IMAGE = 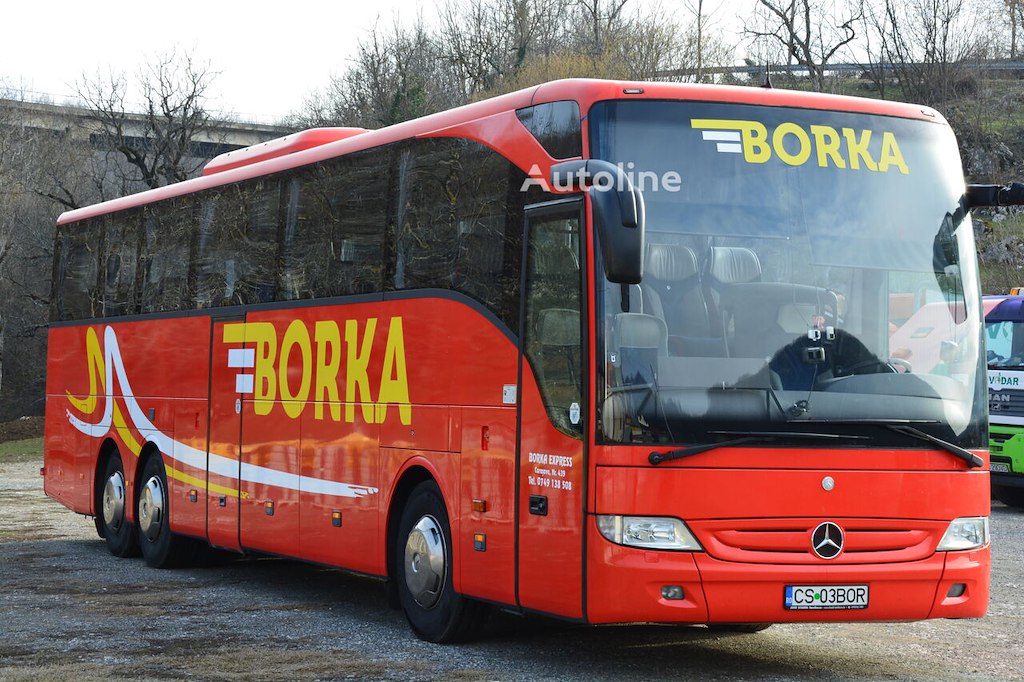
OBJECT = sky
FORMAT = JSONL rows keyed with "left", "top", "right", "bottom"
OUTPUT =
{"left": 0, "top": 0, "right": 412, "bottom": 124}
{"left": 2, "top": 1, "right": 740, "bottom": 125}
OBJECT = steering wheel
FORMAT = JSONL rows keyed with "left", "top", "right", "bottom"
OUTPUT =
{"left": 888, "top": 357, "right": 912, "bottom": 373}
{"left": 836, "top": 358, "right": 899, "bottom": 376}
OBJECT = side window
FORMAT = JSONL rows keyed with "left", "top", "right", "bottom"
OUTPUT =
{"left": 52, "top": 218, "right": 103, "bottom": 321}
{"left": 239, "top": 178, "right": 281, "bottom": 304}
{"left": 299, "top": 152, "right": 388, "bottom": 297}
{"left": 194, "top": 192, "right": 230, "bottom": 309}
{"left": 523, "top": 205, "right": 583, "bottom": 437}
{"left": 141, "top": 198, "right": 194, "bottom": 313}
{"left": 391, "top": 138, "right": 524, "bottom": 331}
{"left": 516, "top": 101, "right": 583, "bottom": 160}
{"left": 203, "top": 179, "right": 281, "bottom": 306}
{"left": 451, "top": 142, "right": 524, "bottom": 331}
{"left": 393, "top": 142, "right": 460, "bottom": 291}
{"left": 102, "top": 212, "right": 141, "bottom": 316}
{"left": 278, "top": 175, "right": 316, "bottom": 301}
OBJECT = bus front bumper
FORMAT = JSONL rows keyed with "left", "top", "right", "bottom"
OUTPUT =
{"left": 585, "top": 525, "right": 990, "bottom": 624}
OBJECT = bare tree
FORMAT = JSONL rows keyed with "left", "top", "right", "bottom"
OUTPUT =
{"left": 438, "top": 0, "right": 572, "bottom": 99}
{"left": 745, "top": 0, "right": 863, "bottom": 91}
{"left": 296, "top": 16, "right": 464, "bottom": 128}
{"left": 0, "top": 95, "right": 63, "bottom": 417}
{"left": 77, "top": 51, "right": 218, "bottom": 193}
{"left": 880, "top": 0, "right": 984, "bottom": 106}
{"left": 1005, "top": 0, "right": 1024, "bottom": 59}
{"left": 573, "top": 0, "right": 631, "bottom": 56}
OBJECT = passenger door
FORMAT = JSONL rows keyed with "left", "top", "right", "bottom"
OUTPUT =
{"left": 516, "top": 200, "right": 587, "bottom": 618}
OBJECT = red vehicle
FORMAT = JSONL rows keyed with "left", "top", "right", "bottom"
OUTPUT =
{"left": 45, "top": 79, "right": 1001, "bottom": 642}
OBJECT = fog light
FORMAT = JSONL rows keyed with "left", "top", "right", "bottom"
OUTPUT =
{"left": 661, "top": 585, "right": 684, "bottom": 600}
{"left": 947, "top": 583, "right": 967, "bottom": 598}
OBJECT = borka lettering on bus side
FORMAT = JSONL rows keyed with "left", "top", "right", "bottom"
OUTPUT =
{"left": 691, "top": 118, "right": 910, "bottom": 174}
{"left": 223, "top": 317, "right": 411, "bottom": 425}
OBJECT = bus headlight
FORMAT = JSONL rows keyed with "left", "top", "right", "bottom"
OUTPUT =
{"left": 936, "top": 516, "right": 990, "bottom": 551}
{"left": 596, "top": 515, "right": 703, "bottom": 551}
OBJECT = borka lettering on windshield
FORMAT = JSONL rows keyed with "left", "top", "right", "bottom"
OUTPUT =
{"left": 692, "top": 119, "right": 909, "bottom": 175}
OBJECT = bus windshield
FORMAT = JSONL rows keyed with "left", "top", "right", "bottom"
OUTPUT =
{"left": 986, "top": 299, "right": 1024, "bottom": 369}
{"left": 590, "top": 100, "right": 985, "bottom": 448}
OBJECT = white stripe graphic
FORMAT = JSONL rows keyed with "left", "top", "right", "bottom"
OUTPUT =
{"left": 228, "top": 348, "right": 255, "bottom": 368}
{"left": 700, "top": 130, "right": 743, "bottom": 154}
{"left": 235, "top": 374, "right": 254, "bottom": 394}
{"left": 701, "top": 131, "right": 741, "bottom": 142}
{"left": 67, "top": 325, "right": 378, "bottom": 499}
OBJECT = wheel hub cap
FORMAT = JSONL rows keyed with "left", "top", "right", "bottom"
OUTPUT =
{"left": 404, "top": 515, "right": 446, "bottom": 609}
{"left": 138, "top": 475, "right": 165, "bottom": 542}
{"left": 101, "top": 471, "right": 126, "bottom": 531}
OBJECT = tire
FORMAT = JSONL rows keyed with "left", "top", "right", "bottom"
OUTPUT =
{"left": 395, "top": 481, "right": 489, "bottom": 643}
{"left": 136, "top": 454, "right": 200, "bottom": 568}
{"left": 98, "top": 449, "right": 139, "bottom": 557}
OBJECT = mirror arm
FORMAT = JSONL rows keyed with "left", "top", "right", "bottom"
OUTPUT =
{"left": 550, "top": 159, "right": 640, "bottom": 227}
{"left": 966, "top": 182, "right": 1024, "bottom": 208}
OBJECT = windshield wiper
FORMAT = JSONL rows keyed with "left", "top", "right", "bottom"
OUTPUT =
{"left": 885, "top": 424, "right": 983, "bottom": 468}
{"left": 648, "top": 431, "right": 866, "bottom": 465}
{"left": 789, "top": 418, "right": 983, "bottom": 469}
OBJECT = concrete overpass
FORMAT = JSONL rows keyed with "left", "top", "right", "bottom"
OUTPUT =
{"left": 0, "top": 97, "right": 294, "bottom": 156}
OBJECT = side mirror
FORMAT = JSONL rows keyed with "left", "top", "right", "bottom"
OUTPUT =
{"left": 965, "top": 182, "right": 1024, "bottom": 208}
{"left": 550, "top": 160, "right": 645, "bottom": 284}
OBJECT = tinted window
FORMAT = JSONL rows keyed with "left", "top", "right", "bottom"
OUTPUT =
{"left": 517, "top": 101, "right": 583, "bottom": 160}
{"left": 391, "top": 137, "right": 525, "bottom": 330}
{"left": 53, "top": 138, "right": 529, "bottom": 332}
{"left": 141, "top": 198, "right": 195, "bottom": 313}
{"left": 52, "top": 218, "right": 103, "bottom": 321}
{"left": 102, "top": 212, "right": 141, "bottom": 316}
{"left": 297, "top": 150, "right": 390, "bottom": 297}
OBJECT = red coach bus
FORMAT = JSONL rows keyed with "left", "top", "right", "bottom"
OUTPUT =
{"left": 45, "top": 79, "right": 1008, "bottom": 642}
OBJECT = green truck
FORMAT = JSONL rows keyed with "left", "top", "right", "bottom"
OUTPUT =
{"left": 985, "top": 293, "right": 1024, "bottom": 507}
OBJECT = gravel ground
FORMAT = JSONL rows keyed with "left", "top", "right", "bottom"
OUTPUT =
{"left": 2, "top": 454, "right": 1023, "bottom": 681}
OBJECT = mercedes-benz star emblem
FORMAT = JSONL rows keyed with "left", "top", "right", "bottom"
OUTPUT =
{"left": 811, "top": 521, "right": 844, "bottom": 560}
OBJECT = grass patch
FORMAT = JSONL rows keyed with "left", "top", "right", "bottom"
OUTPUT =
{"left": 0, "top": 437, "right": 43, "bottom": 463}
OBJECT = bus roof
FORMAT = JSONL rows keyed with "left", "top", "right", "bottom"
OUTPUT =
{"left": 56, "top": 78, "right": 948, "bottom": 226}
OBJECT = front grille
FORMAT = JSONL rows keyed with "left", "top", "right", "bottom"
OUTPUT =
{"left": 989, "top": 388, "right": 1024, "bottom": 419}
{"left": 690, "top": 518, "right": 946, "bottom": 564}
{"left": 990, "top": 431, "right": 1011, "bottom": 455}
{"left": 990, "top": 432, "right": 1013, "bottom": 445}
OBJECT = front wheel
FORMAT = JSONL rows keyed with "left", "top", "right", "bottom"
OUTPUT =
{"left": 98, "top": 450, "right": 139, "bottom": 557}
{"left": 395, "top": 481, "right": 489, "bottom": 642}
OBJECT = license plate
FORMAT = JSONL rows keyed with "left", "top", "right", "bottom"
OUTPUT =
{"left": 991, "top": 462, "right": 1011, "bottom": 473}
{"left": 785, "top": 584, "right": 868, "bottom": 610}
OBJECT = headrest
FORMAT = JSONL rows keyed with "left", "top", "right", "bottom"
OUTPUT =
{"left": 537, "top": 308, "right": 580, "bottom": 346}
{"left": 614, "top": 313, "right": 667, "bottom": 351}
{"left": 646, "top": 244, "right": 699, "bottom": 281}
{"left": 709, "top": 247, "right": 761, "bottom": 284}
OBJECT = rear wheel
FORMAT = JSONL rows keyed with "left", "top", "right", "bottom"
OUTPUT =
{"left": 395, "top": 481, "right": 489, "bottom": 642}
{"left": 137, "top": 454, "right": 200, "bottom": 568}
{"left": 98, "top": 450, "right": 138, "bottom": 557}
